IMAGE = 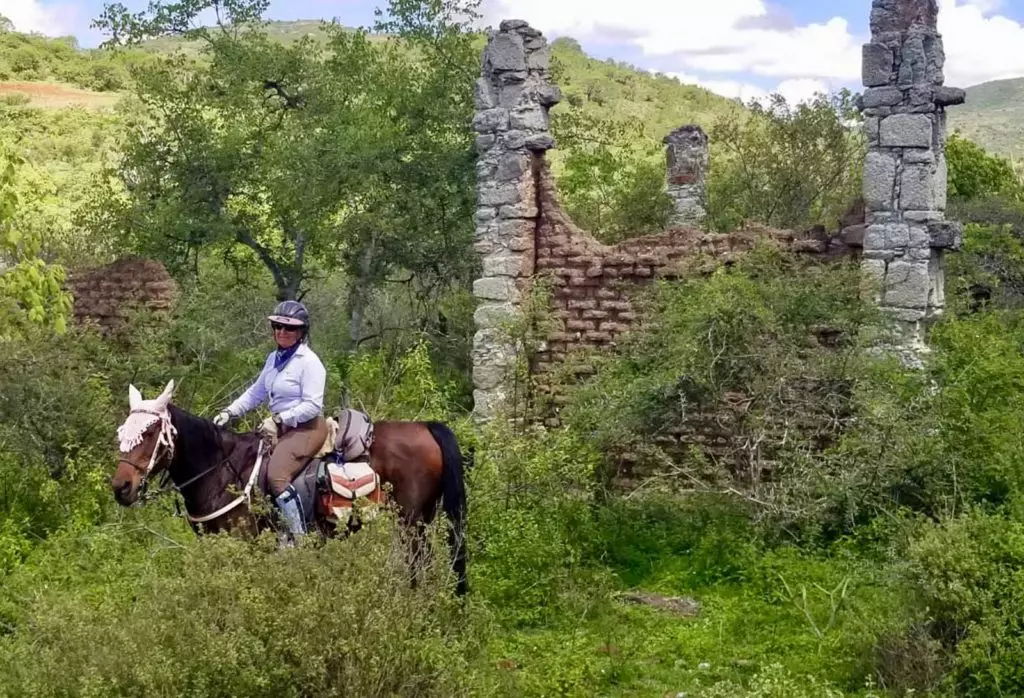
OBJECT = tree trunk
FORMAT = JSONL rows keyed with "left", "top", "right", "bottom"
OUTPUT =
{"left": 344, "top": 236, "right": 376, "bottom": 352}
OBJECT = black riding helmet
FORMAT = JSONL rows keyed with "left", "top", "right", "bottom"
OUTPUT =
{"left": 267, "top": 300, "right": 310, "bottom": 335}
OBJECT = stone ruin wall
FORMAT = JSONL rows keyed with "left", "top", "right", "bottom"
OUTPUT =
{"left": 860, "top": 0, "right": 963, "bottom": 357}
{"left": 473, "top": 1, "right": 965, "bottom": 427}
{"left": 471, "top": 20, "right": 872, "bottom": 425}
{"left": 66, "top": 256, "right": 177, "bottom": 333}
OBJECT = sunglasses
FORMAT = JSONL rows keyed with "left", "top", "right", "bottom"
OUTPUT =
{"left": 270, "top": 322, "right": 301, "bottom": 332}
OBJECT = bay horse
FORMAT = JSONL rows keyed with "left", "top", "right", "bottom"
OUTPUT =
{"left": 110, "top": 380, "right": 467, "bottom": 595}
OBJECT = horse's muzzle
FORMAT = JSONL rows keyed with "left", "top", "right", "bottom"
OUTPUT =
{"left": 112, "top": 480, "right": 137, "bottom": 506}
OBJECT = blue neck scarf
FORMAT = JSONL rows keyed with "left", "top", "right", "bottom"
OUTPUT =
{"left": 274, "top": 342, "right": 301, "bottom": 370}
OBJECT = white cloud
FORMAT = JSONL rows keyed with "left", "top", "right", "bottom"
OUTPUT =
{"left": 485, "top": 0, "right": 1024, "bottom": 97}
{"left": 668, "top": 72, "right": 828, "bottom": 106}
{"left": 939, "top": 0, "right": 1024, "bottom": 86}
{"left": 0, "top": 0, "right": 70, "bottom": 35}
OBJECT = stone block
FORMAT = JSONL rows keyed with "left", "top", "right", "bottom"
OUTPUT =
{"left": 525, "top": 133, "right": 555, "bottom": 151}
{"left": 510, "top": 107, "right": 549, "bottom": 131}
{"left": 499, "top": 19, "right": 530, "bottom": 31}
{"left": 473, "top": 78, "right": 497, "bottom": 110}
{"left": 891, "top": 307, "right": 927, "bottom": 322}
{"left": 935, "top": 152, "right": 947, "bottom": 210}
{"left": 935, "top": 86, "right": 965, "bottom": 106}
{"left": 863, "top": 151, "right": 897, "bottom": 210}
{"left": 862, "top": 43, "right": 894, "bottom": 87}
{"left": 483, "top": 255, "right": 527, "bottom": 277}
{"left": 862, "top": 86, "right": 903, "bottom": 108}
{"left": 904, "top": 209, "right": 941, "bottom": 223}
{"left": 903, "top": 148, "right": 935, "bottom": 165}
{"left": 879, "top": 114, "right": 932, "bottom": 148}
{"left": 472, "top": 108, "right": 509, "bottom": 134}
{"left": 908, "top": 86, "right": 933, "bottom": 105}
{"left": 478, "top": 182, "right": 521, "bottom": 207}
{"left": 900, "top": 163, "right": 935, "bottom": 210}
{"left": 502, "top": 130, "right": 526, "bottom": 150}
{"left": 865, "top": 117, "right": 880, "bottom": 144}
{"left": 865, "top": 223, "right": 909, "bottom": 251}
{"left": 475, "top": 207, "right": 496, "bottom": 225}
{"left": 884, "top": 261, "right": 931, "bottom": 309}
{"left": 473, "top": 277, "right": 518, "bottom": 301}
{"left": 485, "top": 32, "right": 526, "bottom": 72}
{"left": 898, "top": 34, "right": 926, "bottom": 86}
{"left": 928, "top": 220, "right": 962, "bottom": 250}
{"left": 495, "top": 151, "right": 529, "bottom": 181}
{"left": 474, "top": 302, "right": 519, "bottom": 328}
{"left": 892, "top": 103, "right": 936, "bottom": 114}
{"left": 909, "top": 224, "right": 930, "bottom": 249}
{"left": 537, "top": 85, "right": 562, "bottom": 107}
{"left": 527, "top": 46, "right": 550, "bottom": 71}
{"left": 475, "top": 135, "right": 496, "bottom": 154}
{"left": 925, "top": 33, "right": 945, "bottom": 84}
{"left": 498, "top": 83, "right": 525, "bottom": 108}
{"left": 499, "top": 201, "right": 539, "bottom": 218}
{"left": 475, "top": 159, "right": 495, "bottom": 180}
{"left": 841, "top": 224, "right": 866, "bottom": 247}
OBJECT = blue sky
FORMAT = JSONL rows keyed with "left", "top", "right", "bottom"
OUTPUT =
{"left": 7, "top": 0, "right": 1024, "bottom": 102}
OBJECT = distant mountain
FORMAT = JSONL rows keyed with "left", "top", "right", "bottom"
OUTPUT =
{"left": 948, "top": 77, "right": 1024, "bottom": 161}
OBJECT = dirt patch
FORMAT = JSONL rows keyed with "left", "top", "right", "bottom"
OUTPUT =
{"left": 0, "top": 81, "right": 120, "bottom": 110}
{"left": 618, "top": 591, "right": 701, "bottom": 617}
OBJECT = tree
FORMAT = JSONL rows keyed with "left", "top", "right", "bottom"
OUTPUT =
{"left": 705, "top": 91, "right": 864, "bottom": 232}
{"left": 92, "top": 0, "right": 479, "bottom": 347}
{"left": 946, "top": 131, "right": 1021, "bottom": 202}
{"left": 552, "top": 106, "right": 674, "bottom": 243}
{"left": 0, "top": 146, "right": 72, "bottom": 339}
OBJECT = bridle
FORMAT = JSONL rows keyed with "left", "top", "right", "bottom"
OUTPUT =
{"left": 117, "top": 406, "right": 269, "bottom": 524}
{"left": 118, "top": 407, "right": 177, "bottom": 493}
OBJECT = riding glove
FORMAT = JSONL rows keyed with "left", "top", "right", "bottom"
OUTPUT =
{"left": 213, "top": 411, "right": 231, "bottom": 427}
{"left": 259, "top": 415, "right": 280, "bottom": 444}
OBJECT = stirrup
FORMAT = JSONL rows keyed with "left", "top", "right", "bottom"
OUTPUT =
{"left": 274, "top": 485, "right": 307, "bottom": 539}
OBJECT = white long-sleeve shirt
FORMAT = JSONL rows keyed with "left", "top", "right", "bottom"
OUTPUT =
{"left": 225, "top": 343, "right": 326, "bottom": 428}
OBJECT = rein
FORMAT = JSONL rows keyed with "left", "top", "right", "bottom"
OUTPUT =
{"left": 121, "top": 406, "right": 268, "bottom": 524}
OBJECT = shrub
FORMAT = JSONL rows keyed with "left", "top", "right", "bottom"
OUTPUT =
{"left": 467, "top": 419, "right": 608, "bottom": 627}
{"left": 906, "top": 511, "right": 1024, "bottom": 696}
{"left": 0, "top": 519, "right": 480, "bottom": 697}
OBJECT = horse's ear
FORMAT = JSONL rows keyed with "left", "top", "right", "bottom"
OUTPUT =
{"left": 154, "top": 379, "right": 176, "bottom": 410}
{"left": 128, "top": 384, "right": 142, "bottom": 410}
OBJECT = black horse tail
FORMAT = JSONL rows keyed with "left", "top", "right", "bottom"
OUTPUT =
{"left": 425, "top": 421, "right": 468, "bottom": 596}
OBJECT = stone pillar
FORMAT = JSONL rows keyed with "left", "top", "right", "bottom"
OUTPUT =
{"left": 471, "top": 20, "right": 561, "bottom": 421}
{"left": 859, "top": 0, "right": 964, "bottom": 358}
{"left": 663, "top": 125, "right": 708, "bottom": 228}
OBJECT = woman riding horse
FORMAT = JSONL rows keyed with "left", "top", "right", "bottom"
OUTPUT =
{"left": 212, "top": 300, "right": 327, "bottom": 540}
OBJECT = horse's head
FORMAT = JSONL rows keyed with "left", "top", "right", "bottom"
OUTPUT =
{"left": 111, "top": 380, "right": 178, "bottom": 506}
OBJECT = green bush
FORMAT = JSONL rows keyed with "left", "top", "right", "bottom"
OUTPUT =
{"left": 467, "top": 420, "right": 607, "bottom": 627}
{"left": 0, "top": 520, "right": 480, "bottom": 697}
{"left": 906, "top": 511, "right": 1024, "bottom": 696}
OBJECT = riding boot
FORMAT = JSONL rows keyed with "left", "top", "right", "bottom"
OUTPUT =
{"left": 274, "top": 485, "right": 307, "bottom": 546}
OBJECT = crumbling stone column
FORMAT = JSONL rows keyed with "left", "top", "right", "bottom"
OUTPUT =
{"left": 471, "top": 20, "right": 560, "bottom": 421}
{"left": 664, "top": 125, "right": 708, "bottom": 228}
{"left": 859, "top": 0, "right": 964, "bottom": 358}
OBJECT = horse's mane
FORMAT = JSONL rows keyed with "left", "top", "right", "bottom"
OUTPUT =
{"left": 167, "top": 404, "right": 254, "bottom": 476}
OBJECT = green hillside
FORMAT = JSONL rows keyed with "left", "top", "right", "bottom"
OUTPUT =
{"left": 948, "top": 77, "right": 1024, "bottom": 161}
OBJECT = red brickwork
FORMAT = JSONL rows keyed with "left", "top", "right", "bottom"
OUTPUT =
{"left": 66, "top": 256, "right": 177, "bottom": 333}
{"left": 531, "top": 164, "right": 863, "bottom": 375}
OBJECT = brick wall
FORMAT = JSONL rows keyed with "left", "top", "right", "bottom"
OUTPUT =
{"left": 66, "top": 256, "right": 177, "bottom": 333}
{"left": 531, "top": 162, "right": 864, "bottom": 381}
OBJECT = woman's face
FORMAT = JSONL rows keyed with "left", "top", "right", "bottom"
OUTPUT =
{"left": 271, "top": 322, "right": 302, "bottom": 349}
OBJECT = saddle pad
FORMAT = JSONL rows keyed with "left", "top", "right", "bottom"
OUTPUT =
{"left": 328, "top": 461, "right": 377, "bottom": 499}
